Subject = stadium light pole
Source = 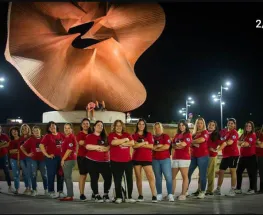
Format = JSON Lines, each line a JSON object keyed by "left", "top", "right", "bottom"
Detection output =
{"left": 186, "top": 97, "right": 194, "bottom": 120}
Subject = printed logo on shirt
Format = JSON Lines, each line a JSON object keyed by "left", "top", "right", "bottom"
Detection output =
{"left": 55, "top": 139, "right": 63, "bottom": 147}
{"left": 232, "top": 135, "right": 236, "bottom": 139}
{"left": 168, "top": 139, "right": 171, "bottom": 143}
{"left": 36, "top": 142, "right": 41, "bottom": 152}
{"left": 20, "top": 140, "right": 25, "bottom": 145}
{"left": 154, "top": 140, "right": 159, "bottom": 145}
{"left": 186, "top": 138, "right": 190, "bottom": 142}
{"left": 204, "top": 134, "right": 208, "bottom": 138}
{"left": 249, "top": 138, "right": 253, "bottom": 142}
{"left": 69, "top": 143, "right": 73, "bottom": 147}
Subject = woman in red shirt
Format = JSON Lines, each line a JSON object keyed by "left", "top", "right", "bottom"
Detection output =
{"left": 60, "top": 123, "right": 77, "bottom": 201}
{"left": 171, "top": 120, "right": 192, "bottom": 201}
{"left": 39, "top": 121, "right": 66, "bottom": 199}
{"left": 188, "top": 117, "right": 209, "bottom": 199}
{"left": 108, "top": 120, "right": 136, "bottom": 204}
{"left": 132, "top": 118, "right": 157, "bottom": 203}
{"left": 256, "top": 125, "right": 263, "bottom": 194}
{"left": 76, "top": 118, "right": 93, "bottom": 201}
{"left": 235, "top": 121, "right": 257, "bottom": 194}
{"left": 85, "top": 120, "right": 112, "bottom": 203}
{"left": 152, "top": 122, "right": 174, "bottom": 202}
{"left": 20, "top": 126, "right": 48, "bottom": 197}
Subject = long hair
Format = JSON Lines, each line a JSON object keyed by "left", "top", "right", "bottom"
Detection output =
{"left": 241, "top": 121, "right": 255, "bottom": 138}
{"left": 93, "top": 120, "right": 107, "bottom": 143}
{"left": 46, "top": 121, "right": 59, "bottom": 134}
{"left": 177, "top": 120, "right": 190, "bottom": 134}
{"left": 80, "top": 118, "right": 92, "bottom": 134}
{"left": 153, "top": 122, "right": 164, "bottom": 135}
{"left": 9, "top": 126, "right": 20, "bottom": 140}
{"left": 192, "top": 117, "right": 206, "bottom": 135}
{"left": 208, "top": 120, "right": 220, "bottom": 142}
{"left": 20, "top": 123, "right": 32, "bottom": 137}
{"left": 111, "top": 120, "right": 126, "bottom": 133}
{"left": 135, "top": 118, "right": 148, "bottom": 137}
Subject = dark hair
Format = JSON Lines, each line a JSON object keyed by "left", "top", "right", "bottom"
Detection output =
{"left": 93, "top": 120, "right": 107, "bottom": 143}
{"left": 177, "top": 120, "right": 190, "bottom": 134}
{"left": 112, "top": 120, "right": 126, "bottom": 133}
{"left": 46, "top": 121, "right": 59, "bottom": 134}
{"left": 208, "top": 120, "right": 220, "bottom": 142}
{"left": 227, "top": 118, "right": 236, "bottom": 125}
{"left": 242, "top": 121, "right": 255, "bottom": 138}
{"left": 9, "top": 126, "right": 20, "bottom": 140}
{"left": 135, "top": 118, "right": 148, "bottom": 137}
{"left": 80, "top": 118, "right": 92, "bottom": 134}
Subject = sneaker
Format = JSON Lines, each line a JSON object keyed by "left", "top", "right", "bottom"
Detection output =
{"left": 157, "top": 194, "right": 163, "bottom": 201}
{"left": 191, "top": 189, "right": 200, "bottom": 196}
{"left": 168, "top": 194, "right": 174, "bottom": 202}
{"left": 60, "top": 197, "right": 73, "bottom": 201}
{"left": 197, "top": 191, "right": 205, "bottom": 199}
{"left": 125, "top": 198, "right": 136, "bottom": 203}
{"left": 8, "top": 186, "right": 15, "bottom": 193}
{"left": 59, "top": 192, "right": 66, "bottom": 198}
{"left": 226, "top": 188, "right": 236, "bottom": 197}
{"left": 246, "top": 189, "right": 255, "bottom": 195}
{"left": 234, "top": 189, "right": 242, "bottom": 194}
{"left": 152, "top": 196, "right": 158, "bottom": 203}
{"left": 185, "top": 191, "right": 190, "bottom": 197}
{"left": 205, "top": 192, "right": 214, "bottom": 196}
{"left": 115, "top": 198, "right": 122, "bottom": 204}
{"left": 256, "top": 190, "right": 263, "bottom": 194}
{"left": 178, "top": 194, "right": 186, "bottom": 201}
{"left": 49, "top": 192, "right": 58, "bottom": 199}
{"left": 213, "top": 188, "right": 221, "bottom": 196}
{"left": 137, "top": 195, "right": 144, "bottom": 202}
{"left": 95, "top": 194, "right": 104, "bottom": 203}
{"left": 44, "top": 190, "right": 49, "bottom": 196}
{"left": 80, "top": 194, "right": 87, "bottom": 202}
{"left": 103, "top": 194, "right": 111, "bottom": 203}
{"left": 91, "top": 193, "right": 95, "bottom": 200}
{"left": 14, "top": 190, "right": 19, "bottom": 195}
{"left": 23, "top": 189, "right": 31, "bottom": 195}
{"left": 31, "top": 190, "right": 38, "bottom": 197}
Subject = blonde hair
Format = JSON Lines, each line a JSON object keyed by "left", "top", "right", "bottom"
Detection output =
{"left": 20, "top": 124, "right": 32, "bottom": 137}
{"left": 111, "top": 120, "right": 126, "bottom": 133}
{"left": 153, "top": 122, "right": 164, "bottom": 135}
{"left": 192, "top": 117, "right": 206, "bottom": 135}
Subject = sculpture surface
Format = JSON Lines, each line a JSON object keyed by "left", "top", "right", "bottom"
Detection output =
{"left": 5, "top": 2, "right": 165, "bottom": 112}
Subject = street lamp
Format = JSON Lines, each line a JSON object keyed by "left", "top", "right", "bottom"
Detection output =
{"left": 212, "top": 81, "right": 231, "bottom": 129}
{"left": 0, "top": 84, "right": 4, "bottom": 88}
{"left": 185, "top": 97, "right": 195, "bottom": 120}
{"left": 0, "top": 77, "right": 5, "bottom": 82}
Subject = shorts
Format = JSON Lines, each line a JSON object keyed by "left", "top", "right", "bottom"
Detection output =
{"left": 219, "top": 156, "right": 239, "bottom": 170}
{"left": 77, "top": 156, "right": 89, "bottom": 175}
{"left": 171, "top": 159, "right": 191, "bottom": 168}
{"left": 132, "top": 160, "right": 152, "bottom": 167}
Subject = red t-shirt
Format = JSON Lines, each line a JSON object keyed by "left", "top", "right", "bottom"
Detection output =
{"left": 239, "top": 132, "right": 257, "bottom": 157}
{"left": 0, "top": 133, "right": 10, "bottom": 157}
{"left": 207, "top": 132, "right": 221, "bottom": 157}
{"left": 153, "top": 134, "right": 171, "bottom": 160}
{"left": 191, "top": 130, "right": 209, "bottom": 158}
{"left": 41, "top": 133, "right": 65, "bottom": 156}
{"left": 172, "top": 132, "right": 192, "bottom": 160}
{"left": 220, "top": 129, "right": 240, "bottom": 158}
{"left": 256, "top": 133, "right": 263, "bottom": 157}
{"left": 8, "top": 139, "right": 20, "bottom": 160}
{"left": 23, "top": 136, "right": 44, "bottom": 161}
{"left": 19, "top": 136, "right": 30, "bottom": 160}
{"left": 108, "top": 132, "right": 133, "bottom": 162}
{"left": 61, "top": 134, "right": 77, "bottom": 161}
{"left": 85, "top": 133, "right": 109, "bottom": 162}
{"left": 76, "top": 131, "right": 89, "bottom": 157}
{"left": 132, "top": 132, "right": 154, "bottom": 162}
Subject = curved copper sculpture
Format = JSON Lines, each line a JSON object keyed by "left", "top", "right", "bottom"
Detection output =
{"left": 5, "top": 2, "right": 165, "bottom": 112}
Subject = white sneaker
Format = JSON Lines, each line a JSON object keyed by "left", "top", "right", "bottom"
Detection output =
{"left": 178, "top": 194, "right": 186, "bottom": 201}
{"left": 8, "top": 187, "right": 15, "bottom": 193}
{"left": 197, "top": 191, "right": 205, "bottom": 199}
{"left": 234, "top": 189, "right": 242, "bottom": 194}
{"left": 31, "top": 190, "right": 38, "bottom": 197}
{"left": 125, "top": 198, "right": 136, "bottom": 203}
{"left": 44, "top": 190, "right": 49, "bottom": 196}
{"left": 59, "top": 192, "right": 66, "bottom": 198}
{"left": 115, "top": 198, "right": 122, "bottom": 204}
{"left": 226, "top": 188, "right": 236, "bottom": 197}
{"left": 185, "top": 191, "right": 190, "bottom": 197}
{"left": 246, "top": 189, "right": 255, "bottom": 195}
{"left": 168, "top": 194, "right": 174, "bottom": 202}
{"left": 213, "top": 188, "right": 221, "bottom": 196}
{"left": 49, "top": 192, "right": 58, "bottom": 199}
{"left": 24, "top": 189, "right": 32, "bottom": 195}
{"left": 157, "top": 194, "right": 163, "bottom": 201}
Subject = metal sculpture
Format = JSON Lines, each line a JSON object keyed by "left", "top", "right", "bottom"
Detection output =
{"left": 5, "top": 2, "right": 165, "bottom": 112}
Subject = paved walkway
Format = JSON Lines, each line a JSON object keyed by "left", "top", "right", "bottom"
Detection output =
{"left": 0, "top": 178, "right": 262, "bottom": 214}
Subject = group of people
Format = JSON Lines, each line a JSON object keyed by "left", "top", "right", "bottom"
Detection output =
{"left": 0, "top": 117, "right": 262, "bottom": 204}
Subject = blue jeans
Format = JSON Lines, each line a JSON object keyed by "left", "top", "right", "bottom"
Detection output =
{"left": 152, "top": 158, "right": 173, "bottom": 195}
{"left": 31, "top": 160, "right": 48, "bottom": 191}
{"left": 0, "top": 155, "right": 11, "bottom": 186}
{"left": 20, "top": 157, "right": 32, "bottom": 189}
{"left": 45, "top": 156, "right": 64, "bottom": 193}
{"left": 188, "top": 156, "right": 209, "bottom": 191}
{"left": 10, "top": 159, "right": 20, "bottom": 190}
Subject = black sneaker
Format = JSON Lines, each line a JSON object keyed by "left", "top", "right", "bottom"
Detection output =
{"left": 14, "top": 190, "right": 18, "bottom": 195}
{"left": 191, "top": 190, "right": 200, "bottom": 196}
{"left": 80, "top": 194, "right": 87, "bottom": 201}
{"left": 205, "top": 192, "right": 214, "bottom": 196}
{"left": 103, "top": 194, "right": 110, "bottom": 203}
{"left": 91, "top": 193, "right": 95, "bottom": 200}
{"left": 152, "top": 196, "right": 157, "bottom": 203}
{"left": 256, "top": 190, "right": 263, "bottom": 194}
{"left": 95, "top": 194, "right": 104, "bottom": 203}
{"left": 137, "top": 195, "right": 144, "bottom": 202}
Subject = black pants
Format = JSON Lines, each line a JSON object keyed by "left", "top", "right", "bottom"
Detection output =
{"left": 236, "top": 155, "right": 257, "bottom": 191}
{"left": 111, "top": 160, "right": 133, "bottom": 199}
{"left": 257, "top": 156, "right": 263, "bottom": 191}
{"left": 0, "top": 155, "right": 11, "bottom": 186}
{"left": 87, "top": 159, "right": 112, "bottom": 195}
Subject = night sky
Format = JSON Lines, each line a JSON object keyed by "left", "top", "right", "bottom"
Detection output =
{"left": 0, "top": 2, "right": 262, "bottom": 128}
